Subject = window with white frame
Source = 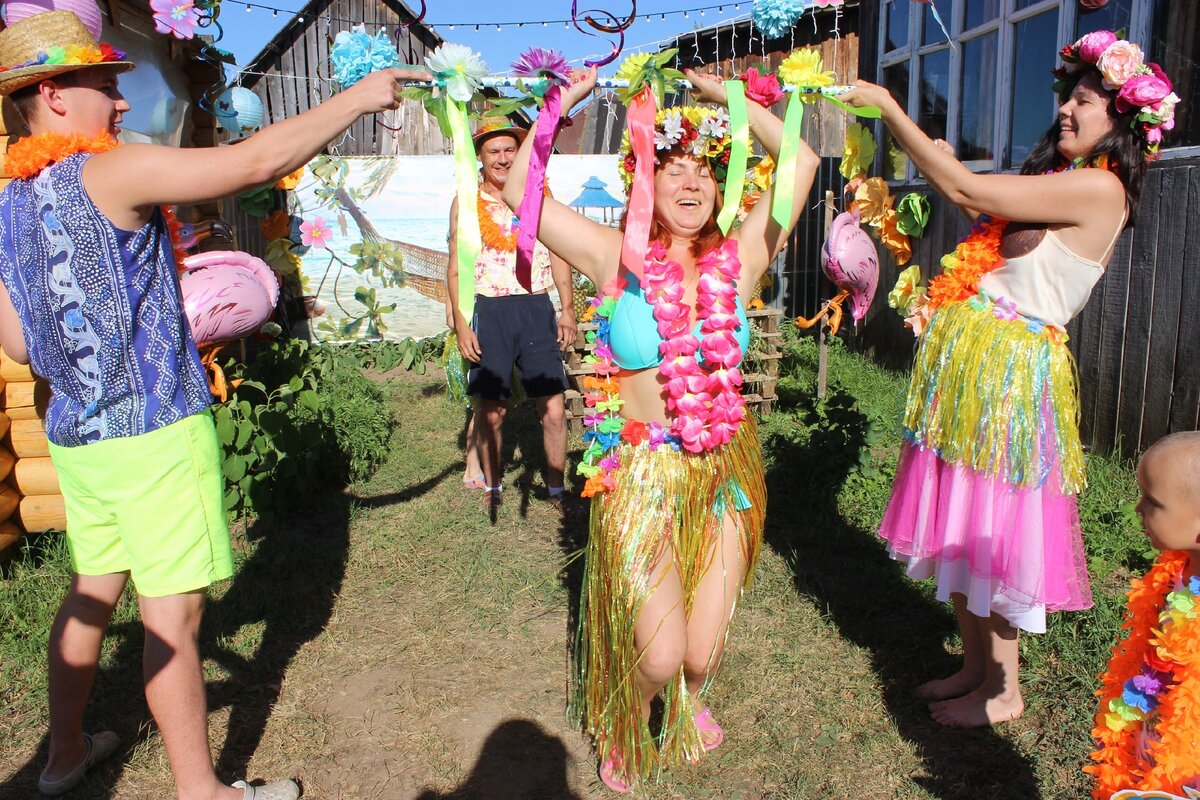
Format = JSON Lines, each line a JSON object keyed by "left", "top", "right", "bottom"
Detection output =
{"left": 877, "top": 0, "right": 1196, "bottom": 179}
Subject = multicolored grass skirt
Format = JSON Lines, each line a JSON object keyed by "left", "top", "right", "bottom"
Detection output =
{"left": 880, "top": 296, "right": 1093, "bottom": 632}
{"left": 572, "top": 415, "right": 766, "bottom": 789}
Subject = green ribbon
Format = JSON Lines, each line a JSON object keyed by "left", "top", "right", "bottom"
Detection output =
{"left": 717, "top": 80, "right": 749, "bottom": 235}
{"left": 449, "top": 97, "right": 482, "bottom": 320}
{"left": 770, "top": 91, "right": 805, "bottom": 229}
{"left": 771, "top": 90, "right": 882, "bottom": 229}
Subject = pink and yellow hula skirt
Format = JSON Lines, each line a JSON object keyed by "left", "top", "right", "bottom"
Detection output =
{"left": 880, "top": 296, "right": 1093, "bottom": 633}
{"left": 572, "top": 415, "right": 765, "bottom": 789}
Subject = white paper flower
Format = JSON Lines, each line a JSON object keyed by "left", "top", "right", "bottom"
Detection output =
{"left": 426, "top": 43, "right": 488, "bottom": 102}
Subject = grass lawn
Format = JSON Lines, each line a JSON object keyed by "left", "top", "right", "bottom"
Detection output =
{"left": 0, "top": 330, "right": 1147, "bottom": 799}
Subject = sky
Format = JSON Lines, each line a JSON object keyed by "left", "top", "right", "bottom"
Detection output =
{"left": 219, "top": 0, "right": 755, "bottom": 79}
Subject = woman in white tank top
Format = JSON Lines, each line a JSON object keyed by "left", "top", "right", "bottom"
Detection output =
{"left": 840, "top": 31, "right": 1174, "bottom": 729}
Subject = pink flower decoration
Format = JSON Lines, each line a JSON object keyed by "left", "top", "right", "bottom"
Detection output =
{"left": 738, "top": 66, "right": 785, "bottom": 107}
{"left": 150, "top": 0, "right": 200, "bottom": 39}
{"left": 1097, "top": 40, "right": 1144, "bottom": 90}
{"left": 1117, "top": 73, "right": 1172, "bottom": 114}
{"left": 993, "top": 296, "right": 1019, "bottom": 322}
{"left": 300, "top": 217, "right": 333, "bottom": 249}
{"left": 1075, "top": 30, "right": 1118, "bottom": 64}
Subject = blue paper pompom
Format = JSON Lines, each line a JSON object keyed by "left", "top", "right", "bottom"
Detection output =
{"left": 753, "top": 0, "right": 805, "bottom": 40}
{"left": 331, "top": 26, "right": 400, "bottom": 89}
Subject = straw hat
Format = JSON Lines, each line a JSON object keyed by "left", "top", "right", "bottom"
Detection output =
{"left": 472, "top": 121, "right": 527, "bottom": 150}
{"left": 0, "top": 11, "right": 133, "bottom": 97}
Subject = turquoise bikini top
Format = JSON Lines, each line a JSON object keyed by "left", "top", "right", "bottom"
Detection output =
{"left": 608, "top": 268, "right": 751, "bottom": 371}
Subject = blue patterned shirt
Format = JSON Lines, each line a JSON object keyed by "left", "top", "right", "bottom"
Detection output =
{"left": 0, "top": 152, "right": 212, "bottom": 447}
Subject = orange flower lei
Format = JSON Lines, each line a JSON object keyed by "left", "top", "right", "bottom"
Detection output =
{"left": 1085, "top": 551, "right": 1200, "bottom": 798}
{"left": 5, "top": 132, "right": 189, "bottom": 271}
{"left": 925, "top": 215, "right": 1007, "bottom": 311}
{"left": 477, "top": 186, "right": 551, "bottom": 252}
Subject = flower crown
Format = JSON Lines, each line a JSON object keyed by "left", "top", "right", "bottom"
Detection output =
{"left": 617, "top": 106, "right": 772, "bottom": 210}
{"left": 0, "top": 42, "right": 126, "bottom": 74}
{"left": 1054, "top": 30, "right": 1180, "bottom": 158}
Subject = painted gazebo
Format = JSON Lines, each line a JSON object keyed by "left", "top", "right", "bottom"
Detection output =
{"left": 568, "top": 176, "right": 624, "bottom": 224}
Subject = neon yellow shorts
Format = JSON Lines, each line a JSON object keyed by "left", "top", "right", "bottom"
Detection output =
{"left": 48, "top": 410, "right": 233, "bottom": 597}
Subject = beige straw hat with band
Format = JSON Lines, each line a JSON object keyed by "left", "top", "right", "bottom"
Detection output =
{"left": 0, "top": 11, "right": 134, "bottom": 97}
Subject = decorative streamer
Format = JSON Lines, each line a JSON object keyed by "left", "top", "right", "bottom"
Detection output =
{"left": 448, "top": 98, "right": 482, "bottom": 319}
{"left": 514, "top": 85, "right": 563, "bottom": 291}
{"left": 716, "top": 80, "right": 749, "bottom": 234}
{"left": 621, "top": 87, "right": 657, "bottom": 279}
{"left": 573, "top": 0, "right": 636, "bottom": 32}
{"left": 769, "top": 91, "right": 805, "bottom": 229}
{"left": 571, "top": 4, "right": 629, "bottom": 68}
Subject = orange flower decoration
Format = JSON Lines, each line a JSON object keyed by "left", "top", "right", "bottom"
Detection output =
{"left": 5, "top": 132, "right": 119, "bottom": 180}
{"left": 849, "top": 177, "right": 894, "bottom": 226}
{"left": 261, "top": 210, "right": 291, "bottom": 241}
{"left": 274, "top": 166, "right": 305, "bottom": 190}
{"left": 1084, "top": 551, "right": 1200, "bottom": 798}
{"left": 925, "top": 217, "right": 1007, "bottom": 311}
{"left": 872, "top": 209, "right": 912, "bottom": 266}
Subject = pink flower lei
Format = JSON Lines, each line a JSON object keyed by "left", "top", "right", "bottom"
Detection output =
{"left": 575, "top": 239, "right": 748, "bottom": 497}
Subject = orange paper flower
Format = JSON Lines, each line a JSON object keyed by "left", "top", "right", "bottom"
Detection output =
{"left": 275, "top": 166, "right": 305, "bottom": 190}
{"left": 261, "top": 210, "right": 291, "bottom": 241}
{"left": 872, "top": 209, "right": 912, "bottom": 265}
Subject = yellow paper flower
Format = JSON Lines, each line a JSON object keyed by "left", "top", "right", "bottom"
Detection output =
{"left": 264, "top": 238, "right": 301, "bottom": 277}
{"left": 615, "top": 53, "right": 652, "bottom": 82}
{"left": 873, "top": 209, "right": 912, "bottom": 265}
{"left": 888, "top": 264, "right": 925, "bottom": 314}
{"left": 275, "top": 166, "right": 305, "bottom": 191}
{"left": 752, "top": 155, "right": 776, "bottom": 191}
{"left": 850, "top": 177, "right": 893, "bottom": 226}
{"left": 840, "top": 122, "right": 876, "bottom": 181}
{"left": 779, "top": 49, "right": 835, "bottom": 96}
{"left": 887, "top": 140, "right": 907, "bottom": 180}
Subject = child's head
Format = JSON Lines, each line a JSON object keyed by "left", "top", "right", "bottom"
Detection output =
{"left": 1136, "top": 431, "right": 1200, "bottom": 555}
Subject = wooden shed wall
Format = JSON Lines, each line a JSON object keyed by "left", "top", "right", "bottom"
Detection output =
{"left": 851, "top": 2, "right": 1200, "bottom": 456}
{"left": 239, "top": 0, "right": 449, "bottom": 158}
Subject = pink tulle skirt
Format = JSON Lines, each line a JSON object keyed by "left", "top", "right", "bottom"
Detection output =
{"left": 880, "top": 443, "right": 1092, "bottom": 632}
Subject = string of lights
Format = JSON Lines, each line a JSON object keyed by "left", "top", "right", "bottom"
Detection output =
{"left": 227, "top": 0, "right": 752, "bottom": 30}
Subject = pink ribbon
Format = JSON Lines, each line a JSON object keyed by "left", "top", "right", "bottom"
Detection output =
{"left": 621, "top": 86, "right": 656, "bottom": 279}
{"left": 515, "top": 85, "right": 562, "bottom": 291}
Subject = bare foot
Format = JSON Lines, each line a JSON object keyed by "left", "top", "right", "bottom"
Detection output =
{"left": 914, "top": 669, "right": 984, "bottom": 701}
{"left": 929, "top": 686, "right": 1024, "bottom": 728}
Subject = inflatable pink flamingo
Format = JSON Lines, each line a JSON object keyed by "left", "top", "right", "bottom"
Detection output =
{"left": 795, "top": 209, "right": 879, "bottom": 336}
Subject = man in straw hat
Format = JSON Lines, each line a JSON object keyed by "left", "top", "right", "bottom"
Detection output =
{"left": 445, "top": 121, "right": 576, "bottom": 518}
{"left": 0, "top": 11, "right": 428, "bottom": 799}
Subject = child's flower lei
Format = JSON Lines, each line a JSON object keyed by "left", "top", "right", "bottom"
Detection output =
{"left": 1086, "top": 551, "right": 1200, "bottom": 798}
{"left": 1054, "top": 30, "right": 1180, "bottom": 159}
{"left": 0, "top": 43, "right": 125, "bottom": 73}
{"left": 576, "top": 241, "right": 747, "bottom": 495}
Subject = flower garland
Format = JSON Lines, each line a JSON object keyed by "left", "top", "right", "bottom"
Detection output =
{"left": 6, "top": 132, "right": 190, "bottom": 270}
{"left": 925, "top": 215, "right": 1008, "bottom": 310}
{"left": 0, "top": 42, "right": 125, "bottom": 74}
{"left": 1086, "top": 551, "right": 1200, "bottom": 798}
{"left": 476, "top": 186, "right": 550, "bottom": 253}
{"left": 1055, "top": 30, "right": 1180, "bottom": 159}
{"left": 576, "top": 241, "right": 747, "bottom": 496}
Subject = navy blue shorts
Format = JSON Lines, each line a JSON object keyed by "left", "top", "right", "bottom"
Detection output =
{"left": 468, "top": 293, "right": 569, "bottom": 401}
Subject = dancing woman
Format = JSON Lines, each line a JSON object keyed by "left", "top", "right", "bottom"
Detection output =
{"left": 504, "top": 68, "right": 819, "bottom": 790}
{"left": 843, "top": 30, "right": 1174, "bottom": 727}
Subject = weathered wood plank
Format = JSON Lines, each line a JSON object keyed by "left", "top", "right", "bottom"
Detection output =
{"left": 1140, "top": 166, "right": 1191, "bottom": 448}
{"left": 1114, "top": 168, "right": 1163, "bottom": 454}
{"left": 1169, "top": 165, "right": 1200, "bottom": 435}
{"left": 1091, "top": 203, "right": 1135, "bottom": 454}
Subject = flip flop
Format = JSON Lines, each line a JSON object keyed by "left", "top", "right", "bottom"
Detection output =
{"left": 37, "top": 731, "right": 121, "bottom": 797}
{"left": 598, "top": 749, "right": 631, "bottom": 793}
{"left": 462, "top": 474, "right": 486, "bottom": 490}
{"left": 694, "top": 707, "right": 724, "bottom": 752}
{"left": 233, "top": 778, "right": 302, "bottom": 799}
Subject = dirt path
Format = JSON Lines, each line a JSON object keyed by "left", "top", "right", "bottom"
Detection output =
{"left": 3, "top": 371, "right": 1071, "bottom": 799}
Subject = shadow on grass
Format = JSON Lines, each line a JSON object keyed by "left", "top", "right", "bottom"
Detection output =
{"left": 761, "top": 385, "right": 1041, "bottom": 799}
{"left": 0, "top": 494, "right": 355, "bottom": 800}
{"left": 414, "top": 719, "right": 584, "bottom": 800}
